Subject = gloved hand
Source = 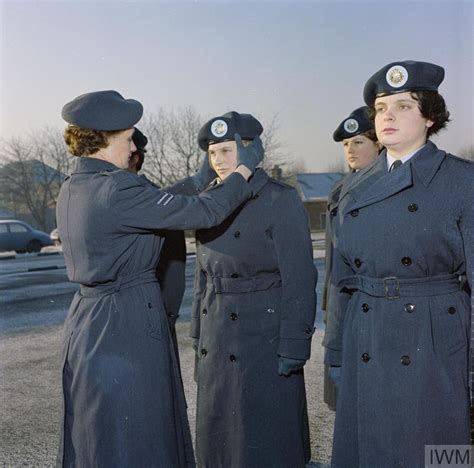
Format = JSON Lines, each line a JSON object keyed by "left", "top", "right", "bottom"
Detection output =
{"left": 328, "top": 366, "right": 341, "bottom": 389}
{"left": 235, "top": 133, "right": 264, "bottom": 173}
{"left": 278, "top": 356, "right": 306, "bottom": 376}
{"left": 192, "top": 338, "right": 199, "bottom": 353}
{"left": 193, "top": 155, "right": 217, "bottom": 192}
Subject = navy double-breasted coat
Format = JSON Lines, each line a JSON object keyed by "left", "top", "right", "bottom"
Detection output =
{"left": 56, "top": 157, "right": 252, "bottom": 467}
{"left": 324, "top": 142, "right": 473, "bottom": 467}
{"left": 190, "top": 169, "right": 317, "bottom": 468}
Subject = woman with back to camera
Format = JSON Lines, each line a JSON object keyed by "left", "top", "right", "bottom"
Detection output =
{"left": 190, "top": 111, "right": 317, "bottom": 468}
{"left": 324, "top": 61, "right": 473, "bottom": 467}
{"left": 56, "top": 91, "right": 263, "bottom": 467}
{"left": 322, "top": 106, "right": 381, "bottom": 410}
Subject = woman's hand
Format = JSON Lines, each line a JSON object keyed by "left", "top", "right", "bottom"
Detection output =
{"left": 278, "top": 356, "right": 306, "bottom": 376}
{"left": 235, "top": 133, "right": 264, "bottom": 173}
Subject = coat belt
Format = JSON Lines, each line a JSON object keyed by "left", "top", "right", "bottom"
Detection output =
{"left": 207, "top": 272, "right": 282, "bottom": 294}
{"left": 80, "top": 269, "right": 158, "bottom": 297}
{"left": 337, "top": 273, "right": 461, "bottom": 300}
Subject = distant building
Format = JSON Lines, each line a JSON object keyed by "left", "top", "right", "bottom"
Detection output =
{"left": 284, "top": 172, "right": 346, "bottom": 231}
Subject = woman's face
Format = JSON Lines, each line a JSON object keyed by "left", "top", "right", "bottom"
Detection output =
{"left": 342, "top": 134, "right": 380, "bottom": 171}
{"left": 374, "top": 92, "right": 433, "bottom": 157}
{"left": 97, "top": 128, "right": 137, "bottom": 169}
{"left": 208, "top": 141, "right": 239, "bottom": 180}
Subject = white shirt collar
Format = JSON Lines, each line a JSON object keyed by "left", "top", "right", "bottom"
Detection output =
{"left": 386, "top": 144, "right": 425, "bottom": 170}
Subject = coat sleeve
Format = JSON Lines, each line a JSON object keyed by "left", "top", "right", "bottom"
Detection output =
{"left": 190, "top": 253, "right": 206, "bottom": 340}
{"left": 322, "top": 244, "right": 354, "bottom": 366}
{"left": 459, "top": 168, "right": 474, "bottom": 291}
{"left": 156, "top": 230, "right": 187, "bottom": 324}
{"left": 112, "top": 172, "right": 251, "bottom": 232}
{"left": 273, "top": 188, "right": 317, "bottom": 360}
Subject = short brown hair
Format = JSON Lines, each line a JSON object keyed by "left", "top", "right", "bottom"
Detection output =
{"left": 410, "top": 90, "right": 450, "bottom": 137}
{"left": 63, "top": 125, "right": 122, "bottom": 156}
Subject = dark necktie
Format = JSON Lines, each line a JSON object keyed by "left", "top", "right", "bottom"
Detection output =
{"left": 389, "top": 160, "right": 403, "bottom": 172}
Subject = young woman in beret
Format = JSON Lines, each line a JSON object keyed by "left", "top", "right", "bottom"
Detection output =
{"left": 325, "top": 61, "right": 473, "bottom": 466}
{"left": 322, "top": 106, "right": 381, "bottom": 410}
{"left": 56, "top": 91, "right": 263, "bottom": 467}
{"left": 190, "top": 111, "right": 317, "bottom": 467}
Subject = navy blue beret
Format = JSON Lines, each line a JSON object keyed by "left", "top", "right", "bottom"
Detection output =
{"left": 62, "top": 90, "right": 143, "bottom": 131}
{"left": 132, "top": 127, "right": 148, "bottom": 152}
{"left": 333, "top": 106, "right": 373, "bottom": 142}
{"left": 198, "top": 111, "right": 263, "bottom": 151}
{"left": 363, "top": 60, "right": 445, "bottom": 106}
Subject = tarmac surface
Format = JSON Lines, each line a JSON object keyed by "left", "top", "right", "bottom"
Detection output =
{"left": 1, "top": 238, "right": 334, "bottom": 467}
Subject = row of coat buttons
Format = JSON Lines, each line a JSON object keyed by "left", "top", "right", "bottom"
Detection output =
{"left": 361, "top": 353, "right": 411, "bottom": 365}
{"left": 202, "top": 309, "right": 239, "bottom": 320}
{"left": 361, "top": 303, "right": 456, "bottom": 315}
{"left": 347, "top": 204, "right": 418, "bottom": 218}
{"left": 353, "top": 256, "right": 413, "bottom": 268}
{"left": 201, "top": 349, "right": 237, "bottom": 362}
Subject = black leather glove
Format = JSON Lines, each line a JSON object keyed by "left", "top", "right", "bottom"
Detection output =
{"left": 328, "top": 366, "right": 341, "bottom": 389}
{"left": 278, "top": 356, "right": 306, "bottom": 376}
{"left": 193, "top": 155, "right": 216, "bottom": 192}
{"left": 235, "top": 133, "right": 264, "bottom": 173}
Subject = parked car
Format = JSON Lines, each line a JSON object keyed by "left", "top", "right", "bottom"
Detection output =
{"left": 50, "top": 228, "right": 61, "bottom": 246}
{"left": 0, "top": 219, "right": 54, "bottom": 253}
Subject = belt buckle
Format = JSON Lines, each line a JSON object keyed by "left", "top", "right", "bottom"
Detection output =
{"left": 383, "top": 276, "right": 400, "bottom": 300}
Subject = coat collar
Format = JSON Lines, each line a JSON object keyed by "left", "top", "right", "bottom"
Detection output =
{"left": 342, "top": 141, "right": 446, "bottom": 213}
{"left": 70, "top": 157, "right": 119, "bottom": 175}
{"left": 248, "top": 168, "right": 270, "bottom": 194}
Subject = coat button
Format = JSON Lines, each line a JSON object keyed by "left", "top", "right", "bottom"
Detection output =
{"left": 404, "top": 303, "right": 415, "bottom": 313}
{"left": 448, "top": 307, "right": 456, "bottom": 314}
{"left": 305, "top": 326, "right": 313, "bottom": 335}
{"left": 401, "top": 257, "right": 412, "bottom": 266}
{"left": 230, "top": 273, "right": 239, "bottom": 278}
{"left": 267, "top": 308, "right": 275, "bottom": 314}
{"left": 330, "top": 208, "right": 338, "bottom": 216}
{"left": 350, "top": 209, "right": 359, "bottom": 217}
{"left": 401, "top": 355, "right": 411, "bottom": 366}
{"left": 408, "top": 203, "right": 418, "bottom": 212}
{"left": 229, "top": 354, "right": 237, "bottom": 362}
{"left": 361, "top": 303, "right": 370, "bottom": 313}
{"left": 201, "top": 349, "right": 208, "bottom": 357}
{"left": 147, "top": 302, "right": 153, "bottom": 308}
{"left": 230, "top": 312, "right": 238, "bottom": 321}
{"left": 361, "top": 353, "right": 370, "bottom": 363}
{"left": 234, "top": 231, "right": 241, "bottom": 238}
{"left": 202, "top": 308, "right": 207, "bottom": 316}
{"left": 354, "top": 258, "right": 362, "bottom": 268}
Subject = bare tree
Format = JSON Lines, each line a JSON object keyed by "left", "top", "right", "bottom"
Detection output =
{"left": 0, "top": 128, "right": 68, "bottom": 230}
{"left": 257, "top": 112, "right": 288, "bottom": 172}
{"left": 284, "top": 158, "right": 307, "bottom": 177}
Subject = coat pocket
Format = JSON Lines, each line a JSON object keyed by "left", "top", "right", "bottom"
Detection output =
{"left": 429, "top": 292, "right": 469, "bottom": 356}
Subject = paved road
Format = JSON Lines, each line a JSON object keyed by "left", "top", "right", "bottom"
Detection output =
{"left": 0, "top": 252, "right": 327, "bottom": 334}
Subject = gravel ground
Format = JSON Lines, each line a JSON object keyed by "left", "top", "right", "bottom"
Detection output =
{"left": 0, "top": 321, "right": 333, "bottom": 467}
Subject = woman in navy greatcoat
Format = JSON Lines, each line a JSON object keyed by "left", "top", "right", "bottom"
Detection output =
{"left": 191, "top": 111, "right": 317, "bottom": 467}
{"left": 322, "top": 106, "right": 381, "bottom": 410}
{"left": 325, "top": 61, "right": 473, "bottom": 467}
{"left": 56, "top": 91, "right": 263, "bottom": 467}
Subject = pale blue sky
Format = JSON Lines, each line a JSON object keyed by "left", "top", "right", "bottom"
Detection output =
{"left": 0, "top": 0, "right": 472, "bottom": 171}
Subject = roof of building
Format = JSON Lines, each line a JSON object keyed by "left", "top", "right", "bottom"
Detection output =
{"left": 291, "top": 172, "right": 346, "bottom": 201}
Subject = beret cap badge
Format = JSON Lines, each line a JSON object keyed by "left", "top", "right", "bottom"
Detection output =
{"left": 211, "top": 120, "right": 228, "bottom": 138}
{"left": 386, "top": 65, "right": 409, "bottom": 88}
{"left": 343, "top": 118, "right": 359, "bottom": 134}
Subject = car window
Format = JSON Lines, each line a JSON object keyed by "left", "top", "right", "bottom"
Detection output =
{"left": 9, "top": 223, "right": 28, "bottom": 233}
{"left": 0, "top": 224, "right": 8, "bottom": 233}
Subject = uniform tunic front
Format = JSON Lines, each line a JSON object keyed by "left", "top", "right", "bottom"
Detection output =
{"left": 325, "top": 142, "right": 473, "bottom": 467}
{"left": 56, "top": 157, "right": 251, "bottom": 467}
{"left": 190, "top": 169, "right": 317, "bottom": 468}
